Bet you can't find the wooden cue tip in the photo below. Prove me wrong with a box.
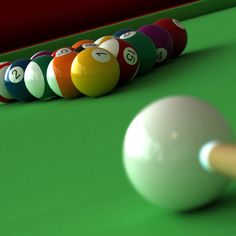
[199,141,236,179]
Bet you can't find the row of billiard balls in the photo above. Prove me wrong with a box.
[0,18,187,103]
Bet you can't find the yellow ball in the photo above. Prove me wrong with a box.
[71,48,120,97]
[94,35,115,45]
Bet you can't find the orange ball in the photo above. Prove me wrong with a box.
[46,51,82,98]
[51,47,74,57]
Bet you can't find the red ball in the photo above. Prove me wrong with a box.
[0,95,15,104]
[99,38,139,85]
[73,42,98,53]
[71,39,94,50]
[154,18,187,58]
[0,62,15,102]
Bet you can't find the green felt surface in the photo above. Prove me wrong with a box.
[1,2,236,236]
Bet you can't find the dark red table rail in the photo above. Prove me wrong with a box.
[1,0,196,54]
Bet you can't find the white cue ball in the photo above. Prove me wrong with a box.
[123,96,234,211]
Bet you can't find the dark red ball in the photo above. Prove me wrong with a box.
[99,38,139,85]
[154,18,187,58]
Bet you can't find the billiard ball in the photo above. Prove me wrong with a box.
[138,24,173,64]
[74,42,98,53]
[113,28,134,38]
[71,48,119,97]
[4,59,35,102]
[94,35,115,45]
[0,62,15,101]
[119,31,156,74]
[47,51,82,98]
[24,56,56,100]
[123,96,233,211]
[99,38,139,85]
[30,50,52,60]
[51,47,74,57]
[154,18,188,58]
[71,39,94,50]
[0,96,15,104]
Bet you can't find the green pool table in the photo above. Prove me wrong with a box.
[1,1,236,235]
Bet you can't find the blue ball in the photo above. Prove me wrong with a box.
[113,28,134,38]
[4,59,35,102]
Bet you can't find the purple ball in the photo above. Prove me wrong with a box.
[138,24,173,64]
[30,50,52,60]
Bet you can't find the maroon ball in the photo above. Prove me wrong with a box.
[30,50,52,60]
[154,18,188,58]
[138,24,173,64]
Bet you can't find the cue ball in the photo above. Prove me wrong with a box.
[123,96,233,211]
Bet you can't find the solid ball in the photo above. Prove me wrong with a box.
[71,48,119,97]
[99,38,139,85]
[138,24,173,64]
[119,31,156,74]
[113,28,134,38]
[25,56,56,100]
[4,59,35,102]
[74,43,98,53]
[30,50,52,60]
[71,39,94,50]
[154,18,187,58]
[51,47,74,57]
[94,35,115,45]
[123,96,233,211]
[47,51,82,98]
[0,62,15,101]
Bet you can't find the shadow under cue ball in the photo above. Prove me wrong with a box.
[123,96,233,211]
